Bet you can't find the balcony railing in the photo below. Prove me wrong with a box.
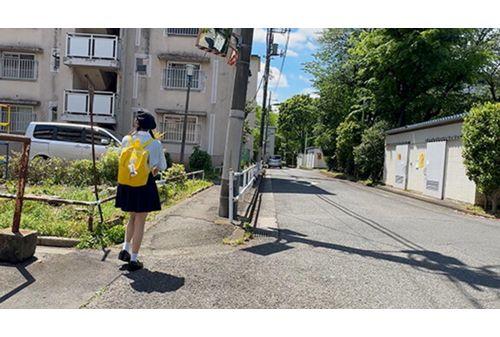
[65,33,119,60]
[162,67,201,90]
[160,120,200,144]
[64,89,116,116]
[0,57,37,80]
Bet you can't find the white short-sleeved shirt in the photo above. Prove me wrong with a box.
[121,131,167,172]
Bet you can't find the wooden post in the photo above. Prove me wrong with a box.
[84,74,104,226]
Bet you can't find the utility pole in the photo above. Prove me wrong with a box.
[259,28,283,164]
[258,28,273,165]
[218,28,254,218]
[263,91,272,159]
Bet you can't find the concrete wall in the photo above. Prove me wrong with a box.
[384,121,477,204]
[0,28,75,123]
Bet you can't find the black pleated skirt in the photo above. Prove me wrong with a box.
[115,173,161,213]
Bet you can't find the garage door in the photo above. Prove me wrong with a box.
[394,144,409,189]
[424,141,446,199]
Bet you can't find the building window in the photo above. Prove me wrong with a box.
[0,53,37,80]
[160,115,199,144]
[0,105,36,133]
[163,63,201,90]
[164,28,199,37]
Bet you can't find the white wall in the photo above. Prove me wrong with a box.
[384,121,477,204]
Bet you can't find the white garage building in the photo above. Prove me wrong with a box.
[383,113,480,205]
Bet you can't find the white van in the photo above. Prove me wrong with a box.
[25,122,122,160]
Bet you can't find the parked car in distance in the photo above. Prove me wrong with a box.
[25,122,122,160]
[268,155,282,169]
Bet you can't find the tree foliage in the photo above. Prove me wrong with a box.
[462,102,500,212]
[353,120,389,180]
[277,94,318,164]
[303,28,499,183]
[334,115,364,175]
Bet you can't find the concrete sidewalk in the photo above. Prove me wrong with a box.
[0,185,234,308]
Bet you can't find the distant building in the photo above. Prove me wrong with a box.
[383,114,480,205]
[0,28,260,165]
[297,147,327,169]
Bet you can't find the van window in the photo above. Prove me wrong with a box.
[55,126,84,143]
[33,125,56,140]
[83,129,112,145]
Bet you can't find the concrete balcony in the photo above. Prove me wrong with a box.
[61,89,116,124]
[63,33,119,70]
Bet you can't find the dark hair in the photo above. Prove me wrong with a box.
[135,111,157,139]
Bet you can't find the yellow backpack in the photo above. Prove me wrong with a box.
[118,136,155,187]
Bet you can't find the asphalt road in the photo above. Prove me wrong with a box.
[87,168,500,308]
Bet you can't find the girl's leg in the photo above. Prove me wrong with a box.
[131,212,148,257]
[124,212,136,248]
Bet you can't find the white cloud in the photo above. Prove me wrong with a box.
[299,74,311,84]
[286,49,299,57]
[252,28,323,52]
[301,87,319,98]
[256,62,288,106]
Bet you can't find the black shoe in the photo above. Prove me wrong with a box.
[118,250,131,262]
[128,260,144,271]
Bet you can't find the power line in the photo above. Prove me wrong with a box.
[274,29,290,93]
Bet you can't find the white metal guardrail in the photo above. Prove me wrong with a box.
[228,162,262,221]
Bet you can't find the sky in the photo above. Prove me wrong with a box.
[251,28,323,108]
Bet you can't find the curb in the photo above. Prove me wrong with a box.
[37,236,80,248]
[318,170,495,219]
[374,185,496,219]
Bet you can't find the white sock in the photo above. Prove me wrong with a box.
[131,253,138,262]
[123,242,131,253]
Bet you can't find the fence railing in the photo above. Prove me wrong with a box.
[0,57,37,80]
[228,162,262,221]
[160,120,200,143]
[156,169,205,185]
[66,33,119,60]
[162,67,201,90]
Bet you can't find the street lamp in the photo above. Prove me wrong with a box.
[179,63,195,163]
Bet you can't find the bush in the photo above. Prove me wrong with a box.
[98,148,119,185]
[161,163,186,182]
[463,102,500,212]
[353,120,389,180]
[335,116,364,175]
[188,146,212,172]
[66,159,95,186]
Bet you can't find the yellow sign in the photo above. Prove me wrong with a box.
[417,153,425,169]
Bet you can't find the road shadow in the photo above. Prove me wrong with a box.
[0,257,37,304]
[260,177,334,195]
[124,268,185,293]
[246,227,500,293]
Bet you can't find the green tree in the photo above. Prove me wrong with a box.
[349,29,491,126]
[277,94,318,164]
[353,120,389,180]
[462,102,500,213]
[335,115,364,175]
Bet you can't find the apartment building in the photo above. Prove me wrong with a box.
[0,28,260,165]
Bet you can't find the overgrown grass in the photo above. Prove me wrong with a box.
[0,179,213,245]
